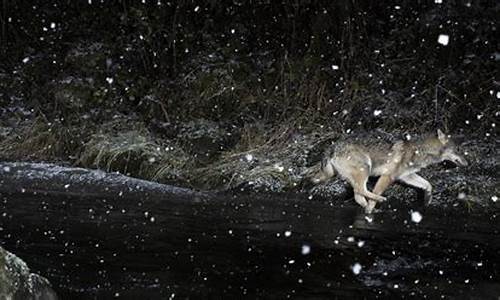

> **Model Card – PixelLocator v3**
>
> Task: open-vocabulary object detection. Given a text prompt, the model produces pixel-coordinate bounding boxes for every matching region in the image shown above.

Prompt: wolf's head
[435,129,468,166]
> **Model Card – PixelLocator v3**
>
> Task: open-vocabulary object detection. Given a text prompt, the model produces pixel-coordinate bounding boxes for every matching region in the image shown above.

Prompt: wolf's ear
[437,129,449,144]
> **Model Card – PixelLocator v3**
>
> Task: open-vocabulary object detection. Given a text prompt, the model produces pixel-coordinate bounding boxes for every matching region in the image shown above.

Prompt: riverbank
[1,127,498,211]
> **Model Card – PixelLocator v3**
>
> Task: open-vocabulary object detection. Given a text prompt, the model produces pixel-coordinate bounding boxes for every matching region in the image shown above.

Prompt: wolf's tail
[310,153,336,184]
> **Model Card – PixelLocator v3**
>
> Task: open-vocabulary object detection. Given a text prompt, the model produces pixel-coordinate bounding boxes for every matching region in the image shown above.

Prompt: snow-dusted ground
[0,162,211,201]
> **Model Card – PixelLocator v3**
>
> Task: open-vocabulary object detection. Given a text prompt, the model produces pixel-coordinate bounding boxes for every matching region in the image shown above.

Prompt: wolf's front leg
[398,173,433,205]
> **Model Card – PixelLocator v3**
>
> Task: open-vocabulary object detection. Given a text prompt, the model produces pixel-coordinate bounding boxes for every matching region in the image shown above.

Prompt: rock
[0,246,58,300]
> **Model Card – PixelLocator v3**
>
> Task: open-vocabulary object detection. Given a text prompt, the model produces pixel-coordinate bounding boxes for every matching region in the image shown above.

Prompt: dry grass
[78,127,192,184]
[0,118,75,162]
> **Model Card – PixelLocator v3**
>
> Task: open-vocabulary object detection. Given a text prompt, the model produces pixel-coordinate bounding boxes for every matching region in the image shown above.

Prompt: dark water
[0,191,499,299]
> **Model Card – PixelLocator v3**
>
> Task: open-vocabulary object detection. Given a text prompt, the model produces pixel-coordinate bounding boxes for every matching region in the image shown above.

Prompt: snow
[373,109,382,116]
[411,211,423,223]
[194,6,200,12]
[274,165,284,172]
[331,64,339,70]
[106,77,114,84]
[245,154,253,162]
[351,263,362,275]
[492,196,498,202]
[435,0,443,3]
[284,230,292,237]
[438,34,449,46]
[22,57,30,63]
[301,244,311,255]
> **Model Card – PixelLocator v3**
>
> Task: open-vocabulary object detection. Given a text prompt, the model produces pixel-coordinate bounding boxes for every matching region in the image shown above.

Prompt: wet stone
[0,246,58,300]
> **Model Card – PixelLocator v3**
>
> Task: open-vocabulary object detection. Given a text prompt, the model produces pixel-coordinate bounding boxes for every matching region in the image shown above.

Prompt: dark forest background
[0,1,498,189]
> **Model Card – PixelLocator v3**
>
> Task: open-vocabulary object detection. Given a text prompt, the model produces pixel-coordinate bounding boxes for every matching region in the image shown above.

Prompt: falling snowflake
[438,34,449,46]
[373,110,382,116]
[331,65,339,70]
[351,263,362,275]
[301,244,311,255]
[411,211,423,223]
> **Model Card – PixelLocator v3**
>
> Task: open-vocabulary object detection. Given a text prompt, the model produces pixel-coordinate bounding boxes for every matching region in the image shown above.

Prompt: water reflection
[0,192,499,299]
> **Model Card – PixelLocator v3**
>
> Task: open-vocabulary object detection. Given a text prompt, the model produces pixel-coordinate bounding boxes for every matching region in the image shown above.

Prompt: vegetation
[0,1,497,198]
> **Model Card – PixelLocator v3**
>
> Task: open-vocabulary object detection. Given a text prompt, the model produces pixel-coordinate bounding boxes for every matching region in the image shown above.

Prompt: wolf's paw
[365,207,381,215]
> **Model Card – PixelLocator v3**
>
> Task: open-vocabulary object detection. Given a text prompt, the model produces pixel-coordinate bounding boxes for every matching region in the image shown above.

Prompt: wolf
[312,130,468,213]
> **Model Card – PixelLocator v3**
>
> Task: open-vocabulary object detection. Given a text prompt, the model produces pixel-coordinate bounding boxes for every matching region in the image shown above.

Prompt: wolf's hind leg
[373,175,393,197]
[365,200,377,214]
[354,188,387,202]
[354,194,368,210]
[348,171,387,202]
[364,174,393,214]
